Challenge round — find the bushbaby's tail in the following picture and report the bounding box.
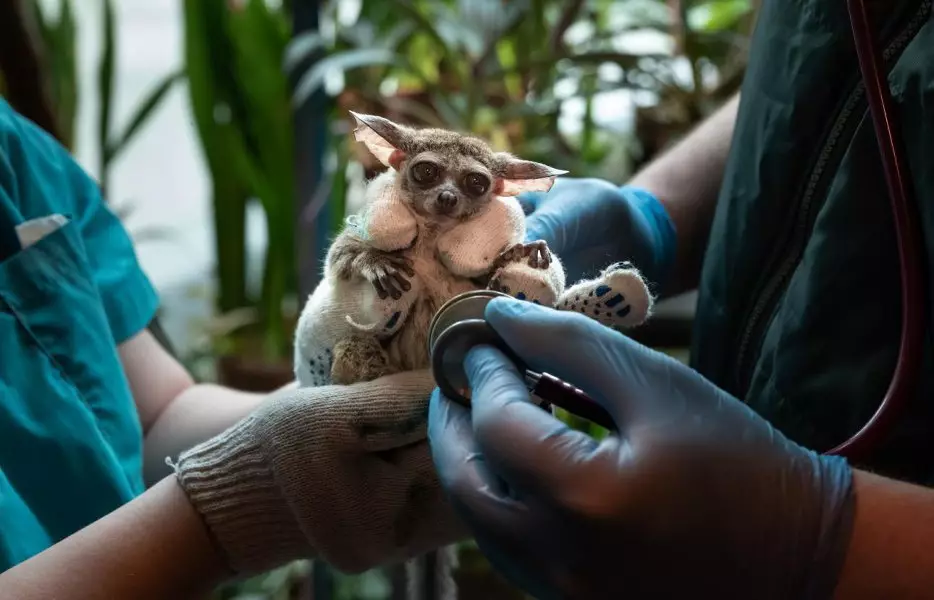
[345,314,383,332]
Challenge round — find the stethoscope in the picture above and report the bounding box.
[429,0,927,464]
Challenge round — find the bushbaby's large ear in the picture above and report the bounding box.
[349,111,410,170]
[493,153,568,196]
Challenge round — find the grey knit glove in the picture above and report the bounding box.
[172,370,467,577]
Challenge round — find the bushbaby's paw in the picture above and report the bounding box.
[558,262,654,330]
[493,240,552,270]
[488,263,560,306]
[354,249,415,300]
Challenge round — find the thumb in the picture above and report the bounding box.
[483,297,667,426]
[464,345,603,500]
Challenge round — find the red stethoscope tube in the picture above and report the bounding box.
[825,0,927,460]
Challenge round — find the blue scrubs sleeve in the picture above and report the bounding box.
[0,97,159,343]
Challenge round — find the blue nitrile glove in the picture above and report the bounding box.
[519,178,676,287]
[428,298,856,600]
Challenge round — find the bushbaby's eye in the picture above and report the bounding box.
[411,161,440,184]
[464,172,490,196]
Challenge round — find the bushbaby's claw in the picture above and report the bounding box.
[354,248,413,299]
[388,254,415,277]
[525,240,551,269]
[494,240,552,271]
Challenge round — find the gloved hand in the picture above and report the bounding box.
[428,298,856,600]
[520,178,677,287]
[173,370,466,576]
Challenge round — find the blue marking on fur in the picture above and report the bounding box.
[595,285,611,297]
[516,292,527,300]
[616,305,632,318]
[605,293,625,308]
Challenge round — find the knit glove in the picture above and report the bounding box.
[172,370,466,577]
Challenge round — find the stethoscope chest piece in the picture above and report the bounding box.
[428,290,528,407]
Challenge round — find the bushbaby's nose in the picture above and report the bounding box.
[437,190,457,210]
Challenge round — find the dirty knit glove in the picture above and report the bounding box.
[173,370,467,577]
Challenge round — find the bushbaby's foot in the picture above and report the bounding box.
[558,262,654,330]
[330,335,392,385]
[494,240,552,270]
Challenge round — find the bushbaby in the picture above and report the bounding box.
[294,112,570,387]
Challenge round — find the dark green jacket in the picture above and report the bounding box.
[691,0,934,484]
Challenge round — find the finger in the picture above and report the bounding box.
[464,345,603,500]
[397,261,416,277]
[484,296,666,425]
[394,273,411,292]
[428,389,531,529]
[379,274,401,299]
[372,279,389,299]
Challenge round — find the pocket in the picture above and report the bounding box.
[0,217,143,494]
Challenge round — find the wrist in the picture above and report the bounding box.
[172,414,312,577]
[797,453,857,600]
[620,185,678,287]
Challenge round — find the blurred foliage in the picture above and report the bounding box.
[20,0,78,149]
[182,0,297,363]
[0,0,180,242]
[287,0,755,186]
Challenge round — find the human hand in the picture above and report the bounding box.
[428,298,856,600]
[520,178,676,286]
[173,370,466,576]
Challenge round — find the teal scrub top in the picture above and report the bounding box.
[0,98,159,571]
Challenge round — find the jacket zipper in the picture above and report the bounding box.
[732,0,932,397]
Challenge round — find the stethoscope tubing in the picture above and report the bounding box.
[824,0,928,460]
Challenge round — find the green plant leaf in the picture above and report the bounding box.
[106,69,184,163]
[688,0,752,32]
[183,0,252,314]
[283,30,325,73]
[57,0,79,150]
[224,0,299,358]
[384,0,451,59]
[292,48,403,108]
[98,0,116,190]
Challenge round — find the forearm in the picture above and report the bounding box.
[629,92,740,295]
[143,383,288,485]
[0,477,229,600]
[831,469,934,598]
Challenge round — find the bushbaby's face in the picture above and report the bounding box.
[401,147,496,224]
[348,111,568,225]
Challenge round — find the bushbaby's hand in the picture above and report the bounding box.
[331,238,415,300]
[356,249,415,300]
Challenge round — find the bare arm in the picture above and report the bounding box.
[629,92,740,295]
[831,470,934,599]
[0,477,229,600]
[116,329,271,484]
